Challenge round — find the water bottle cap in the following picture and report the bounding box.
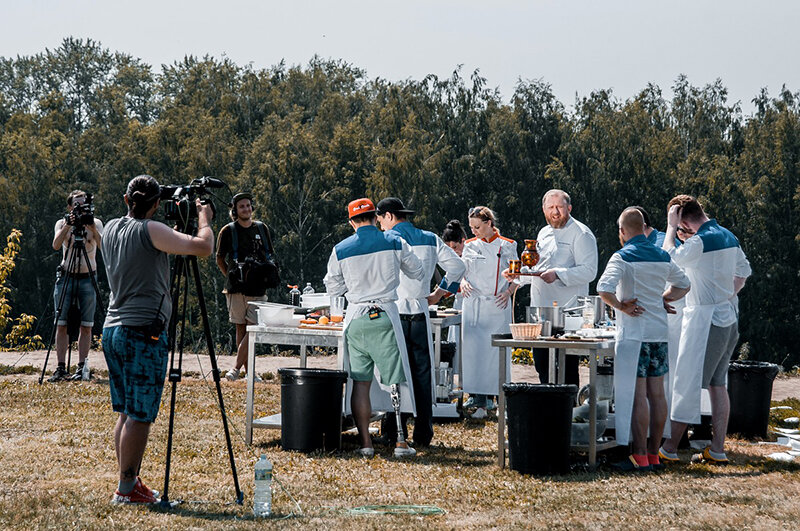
[260,453,267,460]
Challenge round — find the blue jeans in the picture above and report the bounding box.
[53,274,96,327]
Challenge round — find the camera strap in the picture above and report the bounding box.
[229,221,275,263]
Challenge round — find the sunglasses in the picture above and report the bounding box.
[677,226,695,235]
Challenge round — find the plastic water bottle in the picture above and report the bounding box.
[302,282,315,295]
[253,454,272,517]
[81,358,91,380]
[288,285,301,307]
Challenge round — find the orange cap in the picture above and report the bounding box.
[348,198,376,219]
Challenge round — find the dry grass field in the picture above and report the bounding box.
[2,366,800,530]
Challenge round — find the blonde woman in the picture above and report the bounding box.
[460,207,518,418]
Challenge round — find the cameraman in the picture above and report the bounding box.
[215,192,275,381]
[49,189,103,382]
[101,175,213,504]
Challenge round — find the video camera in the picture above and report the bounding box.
[65,193,95,228]
[159,176,224,222]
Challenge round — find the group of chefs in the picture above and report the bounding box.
[323,189,751,469]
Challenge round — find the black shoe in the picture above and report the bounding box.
[48,366,68,382]
[69,364,85,381]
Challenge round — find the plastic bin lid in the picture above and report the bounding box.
[729,360,780,377]
[278,367,348,380]
[502,383,578,395]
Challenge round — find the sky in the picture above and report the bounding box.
[2,0,798,114]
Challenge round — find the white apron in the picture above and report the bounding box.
[341,301,416,415]
[670,304,714,424]
[662,304,684,438]
[613,338,642,446]
[461,295,512,396]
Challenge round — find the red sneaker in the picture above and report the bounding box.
[135,477,160,499]
[112,479,157,504]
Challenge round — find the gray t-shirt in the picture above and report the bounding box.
[102,217,171,328]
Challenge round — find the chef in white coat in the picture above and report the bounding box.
[510,189,598,385]
[460,206,518,418]
[324,198,425,458]
[658,197,751,465]
[377,197,465,446]
[597,208,690,471]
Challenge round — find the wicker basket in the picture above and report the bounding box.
[509,322,543,340]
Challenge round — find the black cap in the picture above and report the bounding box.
[229,192,253,207]
[376,197,415,216]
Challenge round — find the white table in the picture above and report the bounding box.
[245,324,343,444]
[491,334,616,469]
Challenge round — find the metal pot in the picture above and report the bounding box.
[529,306,565,330]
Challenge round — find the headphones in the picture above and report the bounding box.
[229,192,255,220]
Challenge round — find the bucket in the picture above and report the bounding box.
[503,383,578,475]
[727,360,780,438]
[279,368,348,451]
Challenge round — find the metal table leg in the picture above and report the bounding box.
[246,330,256,445]
[498,345,507,468]
[589,350,597,469]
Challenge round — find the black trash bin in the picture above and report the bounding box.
[279,368,348,452]
[503,383,578,475]
[727,360,780,438]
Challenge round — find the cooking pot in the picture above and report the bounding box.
[530,306,565,330]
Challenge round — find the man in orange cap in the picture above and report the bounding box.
[324,198,425,457]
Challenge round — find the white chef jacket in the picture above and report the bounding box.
[597,234,690,342]
[462,230,518,297]
[324,225,424,304]
[520,216,598,307]
[388,221,465,315]
[667,219,751,326]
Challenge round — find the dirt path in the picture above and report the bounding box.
[3,349,799,400]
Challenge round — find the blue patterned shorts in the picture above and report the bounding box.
[637,342,669,378]
[103,326,169,423]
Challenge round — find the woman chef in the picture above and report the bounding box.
[460,207,518,419]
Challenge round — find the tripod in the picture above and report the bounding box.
[160,217,243,507]
[39,225,103,385]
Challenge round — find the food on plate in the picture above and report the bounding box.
[318,316,330,325]
[300,318,318,325]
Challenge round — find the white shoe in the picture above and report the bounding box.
[471,407,487,419]
[394,444,416,457]
[356,447,375,457]
[225,369,240,381]
[251,373,263,383]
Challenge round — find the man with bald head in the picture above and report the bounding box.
[518,189,598,385]
[597,207,690,471]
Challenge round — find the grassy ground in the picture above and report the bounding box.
[2,369,800,530]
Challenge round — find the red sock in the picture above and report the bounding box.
[633,454,649,467]
[647,453,660,465]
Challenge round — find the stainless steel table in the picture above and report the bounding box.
[491,334,616,469]
[430,313,462,417]
[245,324,344,444]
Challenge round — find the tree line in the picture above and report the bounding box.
[0,38,797,365]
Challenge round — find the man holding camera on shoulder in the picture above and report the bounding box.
[216,192,278,382]
[101,174,214,504]
[49,189,103,382]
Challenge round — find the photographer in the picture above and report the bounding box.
[49,189,103,382]
[215,192,277,382]
[101,175,213,504]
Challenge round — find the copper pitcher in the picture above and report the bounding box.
[521,239,539,268]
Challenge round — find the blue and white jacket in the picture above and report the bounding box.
[324,225,424,304]
[667,219,751,327]
[597,234,690,342]
[387,221,465,315]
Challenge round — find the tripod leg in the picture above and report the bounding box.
[40,242,81,384]
[160,255,186,507]
[189,255,243,505]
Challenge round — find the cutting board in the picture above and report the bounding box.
[298,324,344,331]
